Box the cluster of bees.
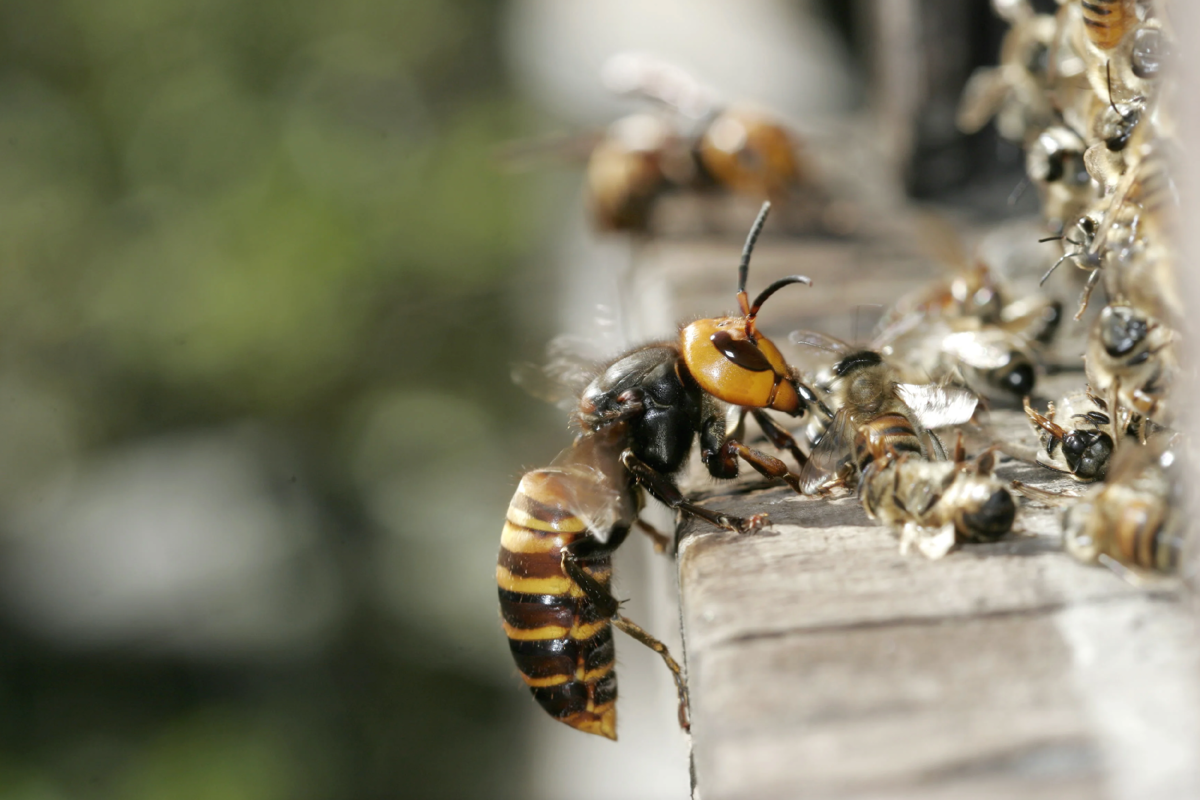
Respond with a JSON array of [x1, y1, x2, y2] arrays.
[[498, 0, 1187, 742], [959, 0, 1182, 572]]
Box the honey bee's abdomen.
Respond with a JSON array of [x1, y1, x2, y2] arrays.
[[1114, 501, 1177, 572], [1081, 0, 1133, 51], [854, 413, 924, 470], [497, 470, 619, 739]]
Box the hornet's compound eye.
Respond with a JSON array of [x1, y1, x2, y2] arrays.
[[710, 330, 773, 372]]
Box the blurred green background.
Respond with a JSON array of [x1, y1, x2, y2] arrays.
[[0, 1, 559, 797]]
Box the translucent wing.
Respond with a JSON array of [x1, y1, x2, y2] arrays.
[[511, 334, 600, 412], [895, 383, 978, 429], [798, 407, 854, 494], [789, 329, 854, 355], [939, 330, 1016, 370], [494, 130, 607, 171], [544, 449, 628, 544]]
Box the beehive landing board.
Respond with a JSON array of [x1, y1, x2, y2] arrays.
[[626, 226, 1200, 800]]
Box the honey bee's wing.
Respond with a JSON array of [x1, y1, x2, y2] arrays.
[[798, 407, 854, 493], [869, 309, 931, 351], [895, 384, 979, 429], [789, 330, 854, 355], [939, 330, 1018, 370]]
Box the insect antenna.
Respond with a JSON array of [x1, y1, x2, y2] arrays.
[[736, 201, 772, 316], [1039, 251, 1075, 286], [1038, 235, 1063, 243], [1106, 61, 1134, 123]]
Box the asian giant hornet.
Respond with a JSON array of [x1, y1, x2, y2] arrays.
[[498, 203, 827, 739]]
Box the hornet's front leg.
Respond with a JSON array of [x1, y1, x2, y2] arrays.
[[620, 450, 768, 534]]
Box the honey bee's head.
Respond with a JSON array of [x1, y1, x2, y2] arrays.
[[1097, 304, 1149, 360], [992, 357, 1037, 397], [1130, 26, 1165, 81], [1061, 430, 1114, 481], [956, 483, 1016, 543], [950, 451, 1015, 543], [680, 203, 822, 415]]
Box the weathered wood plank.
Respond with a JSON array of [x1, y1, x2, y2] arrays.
[[675, 414, 1200, 799]]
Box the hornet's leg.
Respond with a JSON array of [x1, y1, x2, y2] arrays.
[[613, 615, 690, 732], [635, 519, 672, 554], [562, 548, 690, 732], [751, 409, 809, 469], [560, 547, 619, 619], [620, 450, 768, 534], [715, 439, 802, 494]]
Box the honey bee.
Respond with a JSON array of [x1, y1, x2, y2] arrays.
[[1040, 139, 1177, 319], [875, 314, 1044, 403], [1084, 301, 1176, 425], [859, 444, 1018, 559], [876, 259, 1062, 344], [1026, 123, 1096, 230], [500, 203, 827, 738], [1061, 433, 1183, 574], [1023, 391, 1116, 481], [1079, 0, 1136, 53], [789, 333, 978, 495], [957, 0, 1059, 143]]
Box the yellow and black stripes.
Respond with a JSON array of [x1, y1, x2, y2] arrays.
[[852, 412, 924, 471], [497, 469, 620, 740], [1081, 0, 1134, 51], [1112, 499, 1179, 572]]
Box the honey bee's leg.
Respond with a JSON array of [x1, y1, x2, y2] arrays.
[[750, 409, 809, 469], [612, 615, 690, 732], [1097, 554, 1156, 588], [1009, 480, 1080, 506], [951, 430, 966, 465], [1107, 379, 1122, 454], [635, 519, 671, 554], [1074, 269, 1103, 320], [620, 450, 768, 534]]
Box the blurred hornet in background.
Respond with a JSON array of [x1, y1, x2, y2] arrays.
[[499, 204, 827, 739], [547, 53, 818, 232]]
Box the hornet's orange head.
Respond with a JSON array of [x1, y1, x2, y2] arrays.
[[679, 202, 822, 415]]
